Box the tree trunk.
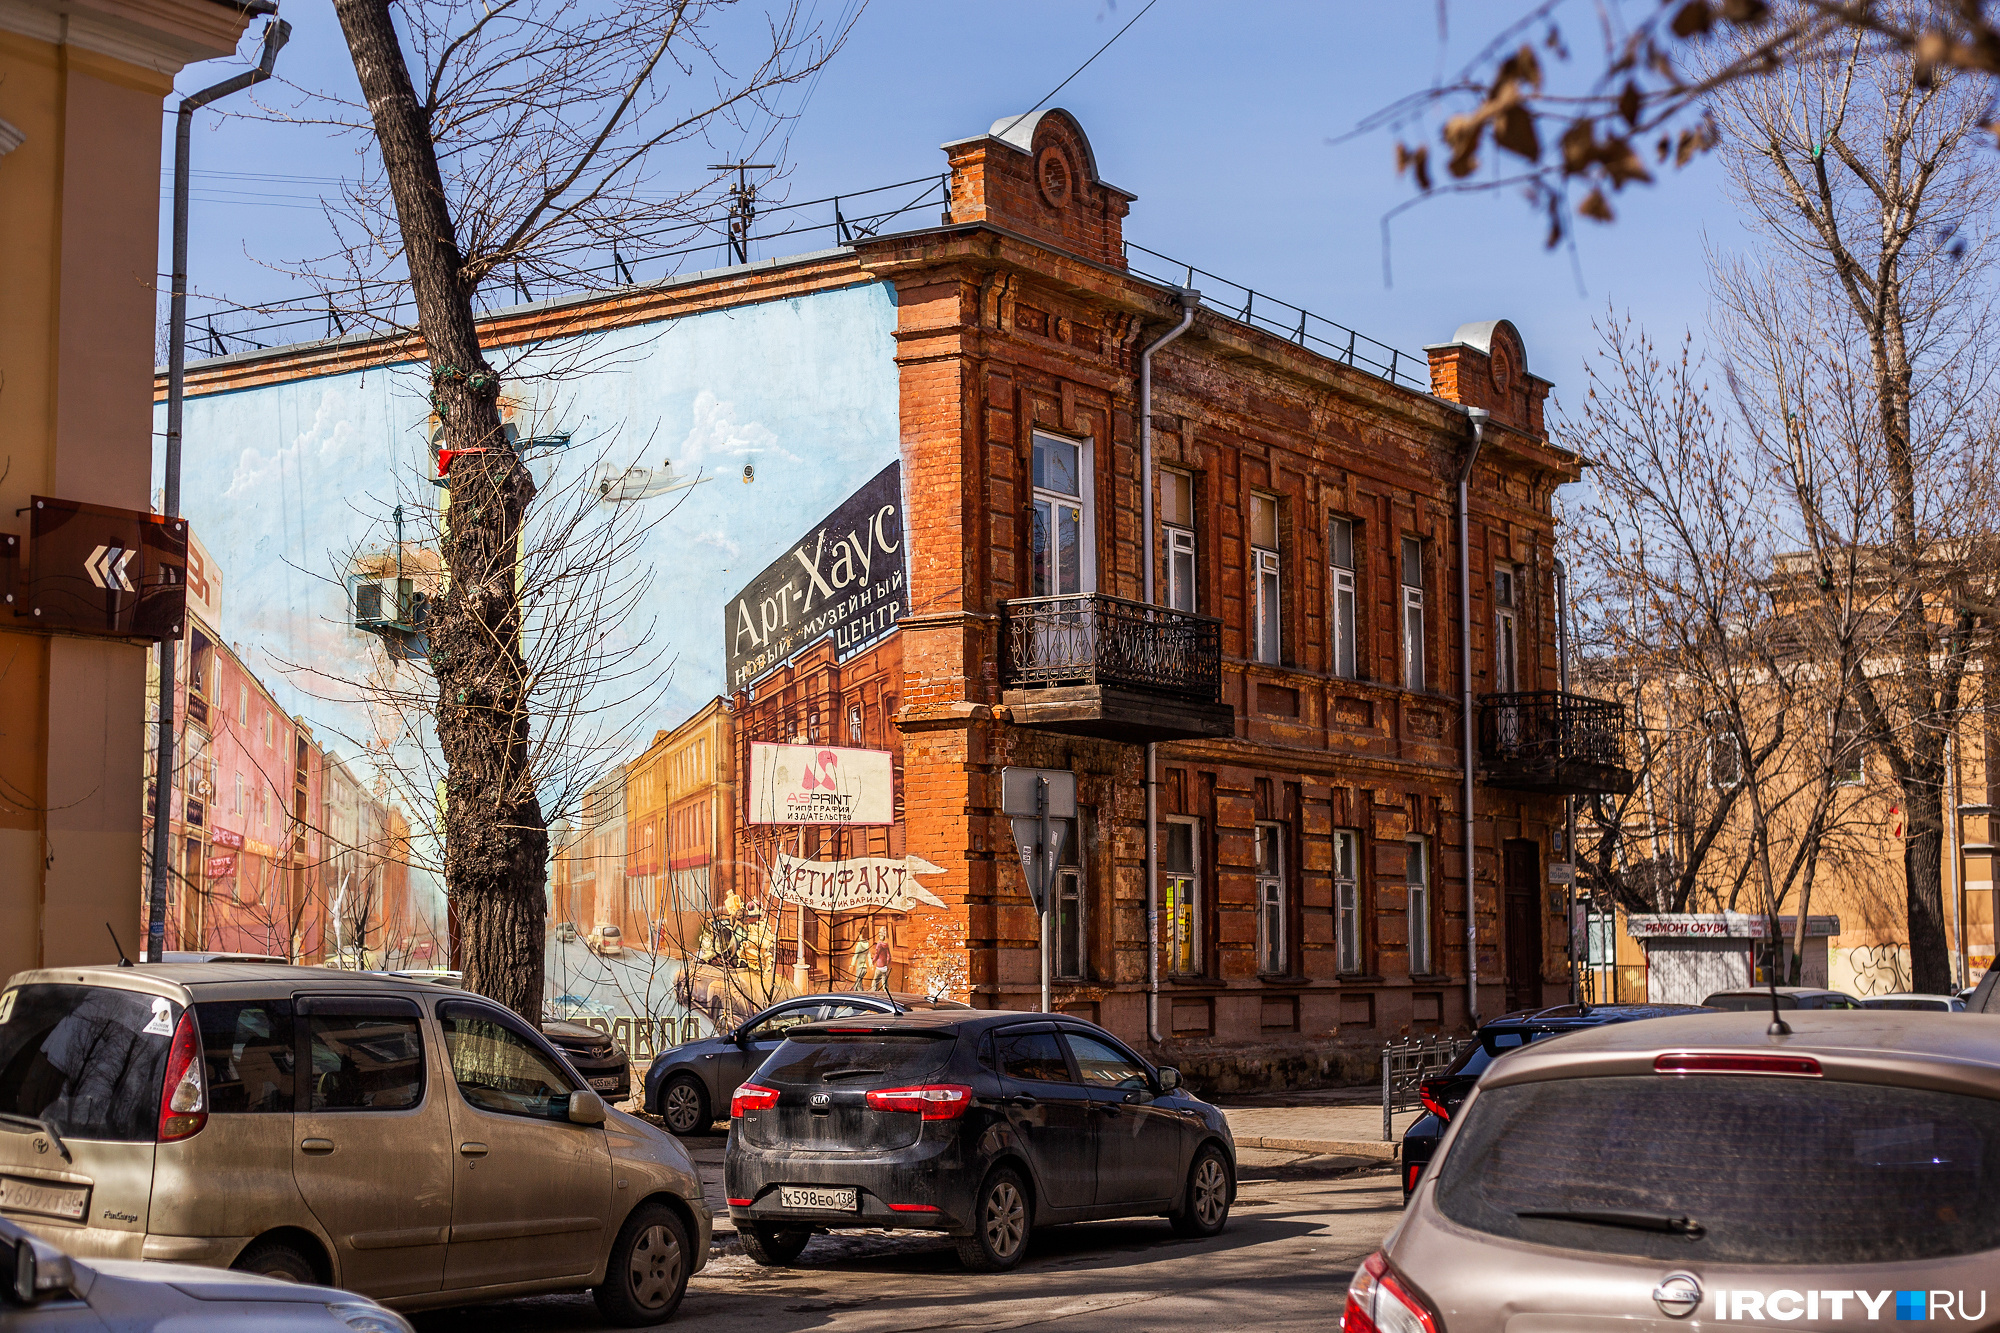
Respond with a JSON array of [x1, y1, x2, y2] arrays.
[[333, 0, 548, 1019], [1904, 760, 1952, 994]]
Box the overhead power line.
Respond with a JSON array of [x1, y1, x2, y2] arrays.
[[996, 0, 1165, 142]]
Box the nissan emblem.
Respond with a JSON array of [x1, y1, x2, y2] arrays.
[[1653, 1273, 1701, 1318]]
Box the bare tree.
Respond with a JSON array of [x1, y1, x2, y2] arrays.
[[1706, 29, 2000, 990], [1359, 1, 2000, 245], [300, 0, 849, 1016], [1566, 317, 1877, 983]]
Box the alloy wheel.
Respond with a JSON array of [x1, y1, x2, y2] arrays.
[[1193, 1156, 1228, 1228], [664, 1082, 703, 1132], [983, 1179, 1027, 1259], [628, 1223, 683, 1309]]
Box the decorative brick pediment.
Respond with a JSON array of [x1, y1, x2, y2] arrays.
[[1424, 319, 1550, 436], [941, 109, 1134, 269]]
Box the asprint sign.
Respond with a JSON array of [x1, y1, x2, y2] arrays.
[[725, 462, 904, 692], [748, 743, 893, 825]]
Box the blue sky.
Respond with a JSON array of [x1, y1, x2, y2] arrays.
[[160, 1, 1740, 403]]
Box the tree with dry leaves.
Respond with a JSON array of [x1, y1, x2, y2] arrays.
[[1705, 25, 2000, 992], [1365, 1, 2000, 245], [301, 0, 850, 1018]]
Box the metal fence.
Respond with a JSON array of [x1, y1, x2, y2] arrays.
[[1380, 1034, 1468, 1141], [1000, 592, 1222, 700]]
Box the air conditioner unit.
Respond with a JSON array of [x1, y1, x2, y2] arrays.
[[351, 575, 418, 631]]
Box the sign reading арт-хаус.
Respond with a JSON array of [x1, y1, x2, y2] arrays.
[[725, 462, 904, 692]]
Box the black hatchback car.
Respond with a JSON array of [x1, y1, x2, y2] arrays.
[[724, 1010, 1235, 1271], [1398, 1003, 1712, 1202]]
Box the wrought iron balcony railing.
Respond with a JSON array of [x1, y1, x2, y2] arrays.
[[1001, 593, 1222, 702], [1479, 690, 1635, 796]]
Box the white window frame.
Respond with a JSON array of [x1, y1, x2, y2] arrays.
[[1161, 816, 1202, 976], [1832, 706, 1864, 787], [1707, 710, 1744, 790], [1494, 566, 1519, 694], [1251, 494, 1282, 664], [1401, 537, 1426, 691], [1407, 836, 1432, 976], [1053, 815, 1085, 980], [1255, 821, 1287, 975], [1329, 517, 1357, 679], [1334, 829, 1361, 974], [1161, 467, 1197, 613], [1030, 431, 1096, 596]]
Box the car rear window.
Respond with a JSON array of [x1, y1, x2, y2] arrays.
[[0, 984, 177, 1142], [757, 1033, 956, 1086], [1450, 1029, 1549, 1079], [1704, 992, 1798, 1011], [1435, 1074, 2000, 1264]]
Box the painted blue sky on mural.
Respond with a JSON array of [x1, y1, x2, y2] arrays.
[[155, 277, 902, 906]]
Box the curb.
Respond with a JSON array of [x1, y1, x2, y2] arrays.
[[1234, 1134, 1398, 1160]]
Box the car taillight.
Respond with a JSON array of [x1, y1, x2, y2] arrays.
[[1405, 1161, 1422, 1195], [1417, 1077, 1452, 1120], [731, 1083, 780, 1117], [158, 1010, 207, 1143], [864, 1084, 972, 1120], [1344, 1250, 1442, 1333], [1655, 1052, 1821, 1077]]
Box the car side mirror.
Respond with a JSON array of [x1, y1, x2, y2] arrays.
[[568, 1090, 607, 1125], [1155, 1066, 1181, 1093], [9, 1233, 74, 1306]]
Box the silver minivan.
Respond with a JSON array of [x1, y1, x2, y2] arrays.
[[1370, 1011, 2000, 1333], [0, 963, 709, 1325]]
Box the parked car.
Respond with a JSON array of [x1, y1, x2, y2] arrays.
[[0, 1208, 414, 1320], [1700, 985, 1864, 1010], [725, 1009, 1234, 1272], [544, 1019, 631, 1101], [556, 922, 579, 944], [160, 952, 287, 964], [674, 960, 801, 1030], [1379, 1010, 2000, 1333], [1399, 1003, 1713, 1202], [372, 969, 462, 988], [645, 991, 971, 1135], [592, 925, 624, 957], [2, 1213, 413, 1330], [0, 962, 710, 1326], [1861, 992, 1966, 1012]]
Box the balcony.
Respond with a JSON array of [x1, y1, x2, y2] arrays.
[[1479, 691, 1635, 796], [999, 593, 1234, 743]]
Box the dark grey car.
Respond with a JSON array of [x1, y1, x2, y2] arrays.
[[643, 992, 969, 1135]]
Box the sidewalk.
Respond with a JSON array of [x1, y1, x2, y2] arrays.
[[1217, 1101, 1416, 1160]]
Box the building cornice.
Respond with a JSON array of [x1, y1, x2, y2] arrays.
[[0, 0, 248, 81]]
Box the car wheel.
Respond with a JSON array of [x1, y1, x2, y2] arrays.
[[739, 1223, 812, 1266], [1170, 1145, 1233, 1237], [232, 1238, 317, 1284], [660, 1075, 711, 1135], [593, 1203, 690, 1327], [954, 1166, 1031, 1272]]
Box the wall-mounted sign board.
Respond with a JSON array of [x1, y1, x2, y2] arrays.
[[26, 497, 188, 642]]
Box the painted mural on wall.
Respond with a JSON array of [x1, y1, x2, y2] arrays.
[[153, 282, 903, 1021]]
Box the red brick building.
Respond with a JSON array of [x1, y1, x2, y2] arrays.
[[170, 108, 1626, 1086]]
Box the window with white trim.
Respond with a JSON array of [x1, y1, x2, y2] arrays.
[[1252, 493, 1281, 664], [1031, 433, 1093, 596], [1329, 517, 1358, 679], [1708, 710, 1743, 790], [1053, 815, 1085, 979], [1407, 836, 1432, 975], [1494, 566, 1519, 693], [1255, 821, 1288, 975], [1161, 467, 1197, 613], [1162, 818, 1201, 976], [1335, 828, 1361, 974], [1401, 537, 1426, 691]]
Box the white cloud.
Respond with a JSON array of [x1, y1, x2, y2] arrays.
[[677, 389, 794, 466]]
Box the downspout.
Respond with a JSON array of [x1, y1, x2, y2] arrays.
[[1459, 408, 1489, 1029], [1555, 556, 1577, 1004], [146, 10, 289, 962], [1141, 287, 1199, 1047]]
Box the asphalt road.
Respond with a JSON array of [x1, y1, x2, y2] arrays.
[[408, 1155, 1400, 1333]]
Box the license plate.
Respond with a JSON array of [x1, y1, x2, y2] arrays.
[[0, 1175, 90, 1222], [777, 1185, 856, 1212], [589, 1076, 622, 1091]]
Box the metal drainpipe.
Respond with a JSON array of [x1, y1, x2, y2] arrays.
[[1458, 407, 1489, 1029], [1555, 556, 1576, 1004], [1141, 287, 1199, 1047], [146, 11, 289, 963]]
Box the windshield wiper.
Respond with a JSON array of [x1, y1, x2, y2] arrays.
[[0, 1112, 70, 1162], [821, 1068, 888, 1081], [1515, 1207, 1703, 1238]]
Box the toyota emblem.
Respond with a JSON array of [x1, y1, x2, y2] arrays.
[[1653, 1273, 1702, 1318], [810, 1093, 831, 1108], [31, 1136, 48, 1155]]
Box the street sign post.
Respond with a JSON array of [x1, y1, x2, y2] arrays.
[[1001, 767, 1076, 1014]]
